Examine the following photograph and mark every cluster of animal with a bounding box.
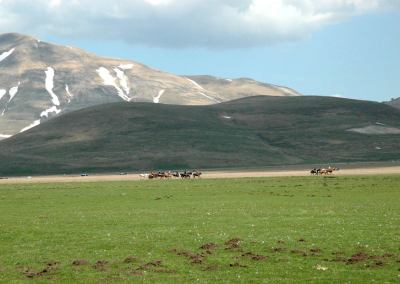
[310,167,339,175]
[140,170,202,179]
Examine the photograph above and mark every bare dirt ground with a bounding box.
[1,166,400,185]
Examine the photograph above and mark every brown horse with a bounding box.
[180,172,191,179]
[192,171,202,178]
[326,167,338,175]
[148,173,158,179]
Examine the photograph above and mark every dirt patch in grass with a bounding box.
[23,261,60,278]
[93,260,108,271]
[170,249,205,265]
[271,247,286,253]
[225,238,242,250]
[310,248,323,256]
[367,261,385,268]
[346,252,369,264]
[200,243,218,251]
[241,252,267,261]
[291,249,308,257]
[203,264,219,271]
[137,260,163,270]
[72,259,89,266]
[330,256,347,263]
[123,256,139,263]
[229,262,248,268]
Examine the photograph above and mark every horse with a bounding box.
[160,171,172,179]
[319,168,328,175]
[180,172,191,179]
[310,169,318,175]
[148,172,158,179]
[325,167,338,175]
[192,171,202,178]
[172,171,180,178]
[139,173,149,179]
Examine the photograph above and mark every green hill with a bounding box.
[1,96,400,176]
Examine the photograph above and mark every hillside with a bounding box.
[0,33,300,138]
[0,96,399,176]
[386,98,400,110]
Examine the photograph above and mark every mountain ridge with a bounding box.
[0,33,301,139]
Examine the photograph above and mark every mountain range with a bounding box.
[0,33,300,139]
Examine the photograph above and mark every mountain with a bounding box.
[0,33,300,139]
[1,96,399,176]
[386,98,400,110]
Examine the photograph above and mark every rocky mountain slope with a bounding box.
[0,33,300,139]
[1,96,399,176]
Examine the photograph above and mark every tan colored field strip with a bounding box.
[0,166,400,185]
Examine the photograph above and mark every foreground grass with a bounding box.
[0,175,399,283]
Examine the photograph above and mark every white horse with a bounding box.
[139,173,149,179]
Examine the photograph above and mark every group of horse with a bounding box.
[140,170,202,180]
[310,167,339,175]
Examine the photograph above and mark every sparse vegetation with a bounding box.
[0,175,399,283]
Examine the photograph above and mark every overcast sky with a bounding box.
[1,0,399,101]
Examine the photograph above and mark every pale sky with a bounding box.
[1,0,399,101]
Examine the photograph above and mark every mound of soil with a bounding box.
[346,252,369,264]
[123,256,138,263]
[23,261,59,278]
[200,243,218,250]
[241,252,267,261]
[225,238,242,250]
[72,259,89,266]
[137,260,163,270]
[93,260,108,271]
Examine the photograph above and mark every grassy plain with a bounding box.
[0,175,399,283]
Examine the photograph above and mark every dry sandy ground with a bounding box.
[0,166,400,185]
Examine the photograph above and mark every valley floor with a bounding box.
[1,165,400,184]
[0,175,399,283]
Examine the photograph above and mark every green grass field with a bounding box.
[0,175,399,283]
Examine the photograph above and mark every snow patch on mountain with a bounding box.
[1,82,21,116]
[186,78,205,91]
[119,64,134,70]
[347,125,400,135]
[41,106,61,118]
[275,86,301,96]
[0,48,15,63]
[8,82,20,101]
[20,119,41,133]
[45,67,60,106]
[97,67,130,101]
[153,89,165,104]
[0,89,6,100]
[65,84,73,103]
[114,68,130,95]
[198,92,220,103]
[0,134,11,139]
